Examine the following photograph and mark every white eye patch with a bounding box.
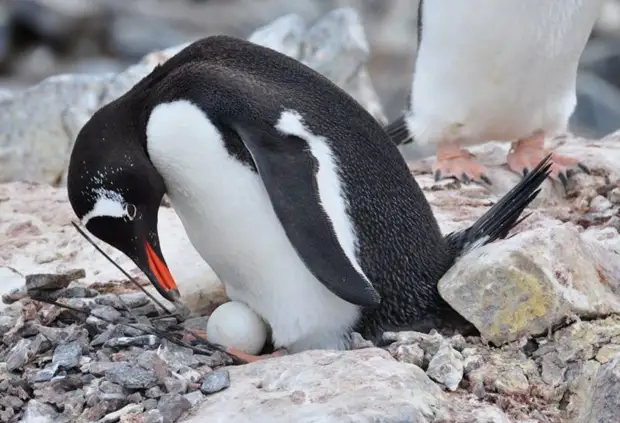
[81,189,134,226]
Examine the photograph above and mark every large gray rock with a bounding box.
[183,348,445,423]
[438,224,620,345]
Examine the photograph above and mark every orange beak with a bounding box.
[144,241,180,302]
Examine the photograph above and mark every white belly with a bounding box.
[146,101,360,353]
[409,0,602,146]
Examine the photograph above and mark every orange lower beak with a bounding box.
[144,241,180,302]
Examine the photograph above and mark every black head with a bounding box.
[67,102,181,303]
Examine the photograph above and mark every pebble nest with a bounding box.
[0,268,236,423]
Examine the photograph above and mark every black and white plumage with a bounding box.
[67,35,551,359]
[387,0,602,187]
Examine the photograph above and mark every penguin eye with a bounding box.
[125,203,137,221]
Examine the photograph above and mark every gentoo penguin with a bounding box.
[386,0,603,186]
[67,35,551,362]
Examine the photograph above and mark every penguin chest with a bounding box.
[145,100,361,353]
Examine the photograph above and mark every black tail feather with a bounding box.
[385,115,414,146]
[445,154,552,255]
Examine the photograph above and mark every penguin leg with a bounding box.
[506,131,590,188]
[433,139,492,185]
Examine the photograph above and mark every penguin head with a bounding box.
[66,105,181,303]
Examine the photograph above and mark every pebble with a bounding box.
[104,362,159,390]
[183,390,204,408]
[391,343,425,367]
[52,340,83,369]
[99,403,144,423]
[143,398,159,411]
[157,393,192,423]
[145,386,163,399]
[25,269,85,292]
[2,286,28,304]
[53,286,99,299]
[200,369,231,395]
[164,376,188,395]
[104,335,160,349]
[426,342,464,391]
[33,364,60,382]
[91,305,123,323]
[6,338,35,371]
[144,409,165,423]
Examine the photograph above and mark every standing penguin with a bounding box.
[386,0,603,186]
[67,35,551,362]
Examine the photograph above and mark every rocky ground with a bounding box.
[2,5,620,423]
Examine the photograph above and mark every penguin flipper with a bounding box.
[232,121,381,307]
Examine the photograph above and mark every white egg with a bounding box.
[206,301,268,355]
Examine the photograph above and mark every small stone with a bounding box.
[494,367,530,396]
[426,342,464,391]
[461,347,479,358]
[144,409,164,423]
[609,187,620,204]
[33,363,60,382]
[35,323,89,346]
[119,292,150,308]
[95,294,125,309]
[0,313,18,334]
[131,303,159,317]
[349,332,374,350]
[2,286,27,304]
[6,338,35,371]
[104,335,160,349]
[183,390,203,408]
[541,354,566,387]
[98,403,144,423]
[52,340,82,369]
[590,195,613,212]
[158,340,195,372]
[597,344,620,364]
[164,376,188,395]
[143,398,159,411]
[99,380,126,394]
[0,394,24,409]
[104,362,159,390]
[127,392,143,404]
[586,353,620,423]
[53,286,99,299]
[181,316,210,332]
[449,334,467,351]
[382,331,444,356]
[145,386,163,398]
[91,306,123,323]
[21,399,59,422]
[157,393,192,423]
[153,317,178,332]
[391,343,424,367]
[25,269,85,292]
[463,354,484,374]
[199,369,230,395]
[91,325,126,347]
[86,361,121,377]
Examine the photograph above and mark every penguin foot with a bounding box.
[224,347,288,364]
[507,136,590,189]
[433,146,492,185]
[182,328,287,364]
